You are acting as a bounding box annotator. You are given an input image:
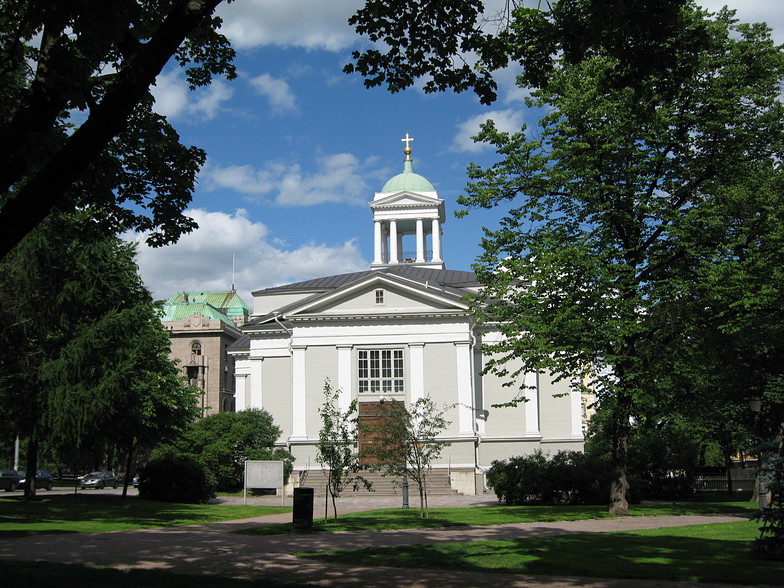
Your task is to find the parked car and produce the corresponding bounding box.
[132,474,140,488]
[80,471,118,489]
[0,469,22,491]
[18,469,54,491]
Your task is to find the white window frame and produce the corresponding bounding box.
[358,348,404,394]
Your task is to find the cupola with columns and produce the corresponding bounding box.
[370,134,446,270]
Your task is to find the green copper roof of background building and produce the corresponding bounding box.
[381,159,435,193]
[161,290,250,326]
[160,302,235,325]
[165,290,250,316]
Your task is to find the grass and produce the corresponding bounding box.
[300,520,784,585]
[0,494,290,536]
[234,500,757,535]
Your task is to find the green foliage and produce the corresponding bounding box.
[316,379,371,519]
[458,6,781,515]
[0,0,235,259]
[173,409,293,491]
[138,450,216,504]
[487,450,609,506]
[0,211,197,497]
[347,0,700,104]
[360,397,451,518]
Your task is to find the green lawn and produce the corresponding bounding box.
[0,494,290,536]
[235,500,757,535]
[300,520,784,585]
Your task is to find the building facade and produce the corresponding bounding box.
[230,139,584,493]
[162,291,250,416]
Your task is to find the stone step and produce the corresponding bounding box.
[296,469,458,496]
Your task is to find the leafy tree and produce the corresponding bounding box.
[0,211,198,498]
[460,9,783,514]
[360,397,451,518]
[173,409,293,491]
[0,0,235,259]
[315,379,371,520]
[347,0,696,104]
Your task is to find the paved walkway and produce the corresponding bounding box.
[0,493,755,587]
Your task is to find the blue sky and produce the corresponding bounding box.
[129,1,783,306]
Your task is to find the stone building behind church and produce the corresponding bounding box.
[228,139,584,495]
[161,290,250,416]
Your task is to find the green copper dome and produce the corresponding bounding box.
[381,159,435,192]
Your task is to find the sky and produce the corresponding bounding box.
[129,1,783,306]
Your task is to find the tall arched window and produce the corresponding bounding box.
[191,341,202,356]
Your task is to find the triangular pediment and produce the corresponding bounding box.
[371,191,442,208]
[282,273,468,318]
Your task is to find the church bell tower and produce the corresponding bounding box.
[370,134,446,270]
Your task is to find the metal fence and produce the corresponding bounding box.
[694,469,756,492]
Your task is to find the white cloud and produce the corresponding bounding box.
[151,69,233,120]
[249,73,298,114]
[216,0,361,51]
[699,1,784,42]
[450,109,526,153]
[204,153,385,206]
[129,208,367,305]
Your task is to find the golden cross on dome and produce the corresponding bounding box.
[401,133,414,159]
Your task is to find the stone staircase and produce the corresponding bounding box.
[296,469,458,496]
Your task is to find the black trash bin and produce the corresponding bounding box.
[292,487,314,530]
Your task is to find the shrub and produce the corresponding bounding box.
[487,450,609,505]
[138,450,216,504]
[173,409,294,491]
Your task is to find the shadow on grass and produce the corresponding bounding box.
[301,523,783,585]
[235,511,471,536]
[3,561,306,587]
[0,494,289,535]
[235,501,755,536]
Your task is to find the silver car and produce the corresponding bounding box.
[80,471,118,489]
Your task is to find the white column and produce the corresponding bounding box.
[373,220,383,265]
[234,374,248,411]
[455,342,474,436]
[571,388,584,439]
[524,371,540,436]
[415,219,425,262]
[337,345,352,414]
[290,345,307,439]
[431,219,442,262]
[473,347,486,435]
[409,343,425,404]
[381,224,388,263]
[389,219,399,264]
[250,358,263,409]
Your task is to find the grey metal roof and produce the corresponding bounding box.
[227,334,250,352]
[252,266,477,296]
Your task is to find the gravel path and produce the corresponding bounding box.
[0,493,757,587]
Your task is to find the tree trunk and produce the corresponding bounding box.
[608,391,632,516]
[122,441,134,498]
[608,430,630,515]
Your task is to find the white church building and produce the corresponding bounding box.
[230,137,584,494]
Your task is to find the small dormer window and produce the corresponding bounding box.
[375,289,384,304]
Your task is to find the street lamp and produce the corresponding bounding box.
[749,397,767,510]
